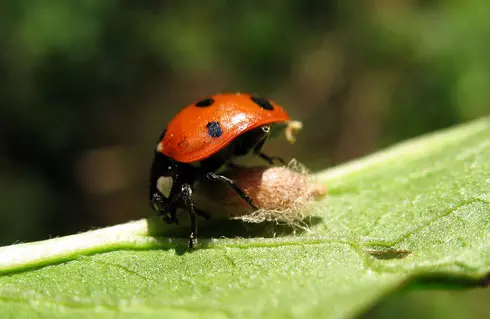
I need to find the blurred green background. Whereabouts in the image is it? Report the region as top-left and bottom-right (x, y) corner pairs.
(0, 0), (489, 317)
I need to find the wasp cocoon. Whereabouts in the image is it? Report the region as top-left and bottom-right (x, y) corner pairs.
(193, 160), (326, 224)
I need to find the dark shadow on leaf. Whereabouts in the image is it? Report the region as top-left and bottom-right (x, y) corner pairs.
(406, 272), (490, 290)
(357, 271), (490, 319)
(146, 215), (323, 242)
(143, 215), (322, 254)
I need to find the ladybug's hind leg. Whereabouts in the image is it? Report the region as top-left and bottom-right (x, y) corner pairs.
(205, 172), (258, 210)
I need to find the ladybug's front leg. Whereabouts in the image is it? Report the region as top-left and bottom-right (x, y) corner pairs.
(181, 183), (197, 249)
(151, 192), (180, 225)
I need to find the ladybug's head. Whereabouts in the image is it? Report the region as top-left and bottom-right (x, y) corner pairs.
(154, 154), (196, 201)
(148, 152), (174, 213)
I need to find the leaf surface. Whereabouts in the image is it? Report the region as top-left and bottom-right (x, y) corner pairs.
(1, 117), (489, 319)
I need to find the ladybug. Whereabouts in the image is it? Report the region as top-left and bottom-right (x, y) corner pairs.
(149, 92), (302, 248)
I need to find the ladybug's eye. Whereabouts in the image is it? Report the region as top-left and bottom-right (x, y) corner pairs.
(250, 96), (274, 111)
(261, 125), (271, 133)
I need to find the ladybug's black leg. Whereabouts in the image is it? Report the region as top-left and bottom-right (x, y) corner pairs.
(163, 204), (180, 225)
(152, 192), (180, 225)
(181, 183), (197, 249)
(151, 192), (167, 213)
(257, 152), (287, 166)
(205, 172), (258, 210)
(151, 177), (181, 225)
(151, 189), (182, 225)
(253, 138), (287, 166)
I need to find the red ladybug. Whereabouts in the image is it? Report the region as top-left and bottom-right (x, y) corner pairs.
(149, 93), (302, 248)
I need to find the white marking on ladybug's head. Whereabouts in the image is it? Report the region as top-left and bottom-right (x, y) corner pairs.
(157, 176), (173, 198)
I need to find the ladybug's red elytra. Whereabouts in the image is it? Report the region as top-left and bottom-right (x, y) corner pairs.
(149, 92), (302, 248)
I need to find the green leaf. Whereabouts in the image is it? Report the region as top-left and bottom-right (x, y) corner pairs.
(1, 117), (489, 319)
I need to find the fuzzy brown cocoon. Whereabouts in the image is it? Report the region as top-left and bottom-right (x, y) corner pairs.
(193, 161), (327, 224)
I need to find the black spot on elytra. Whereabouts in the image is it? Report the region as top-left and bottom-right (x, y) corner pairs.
(250, 96), (274, 110)
(206, 121), (223, 138)
(195, 98), (215, 107)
